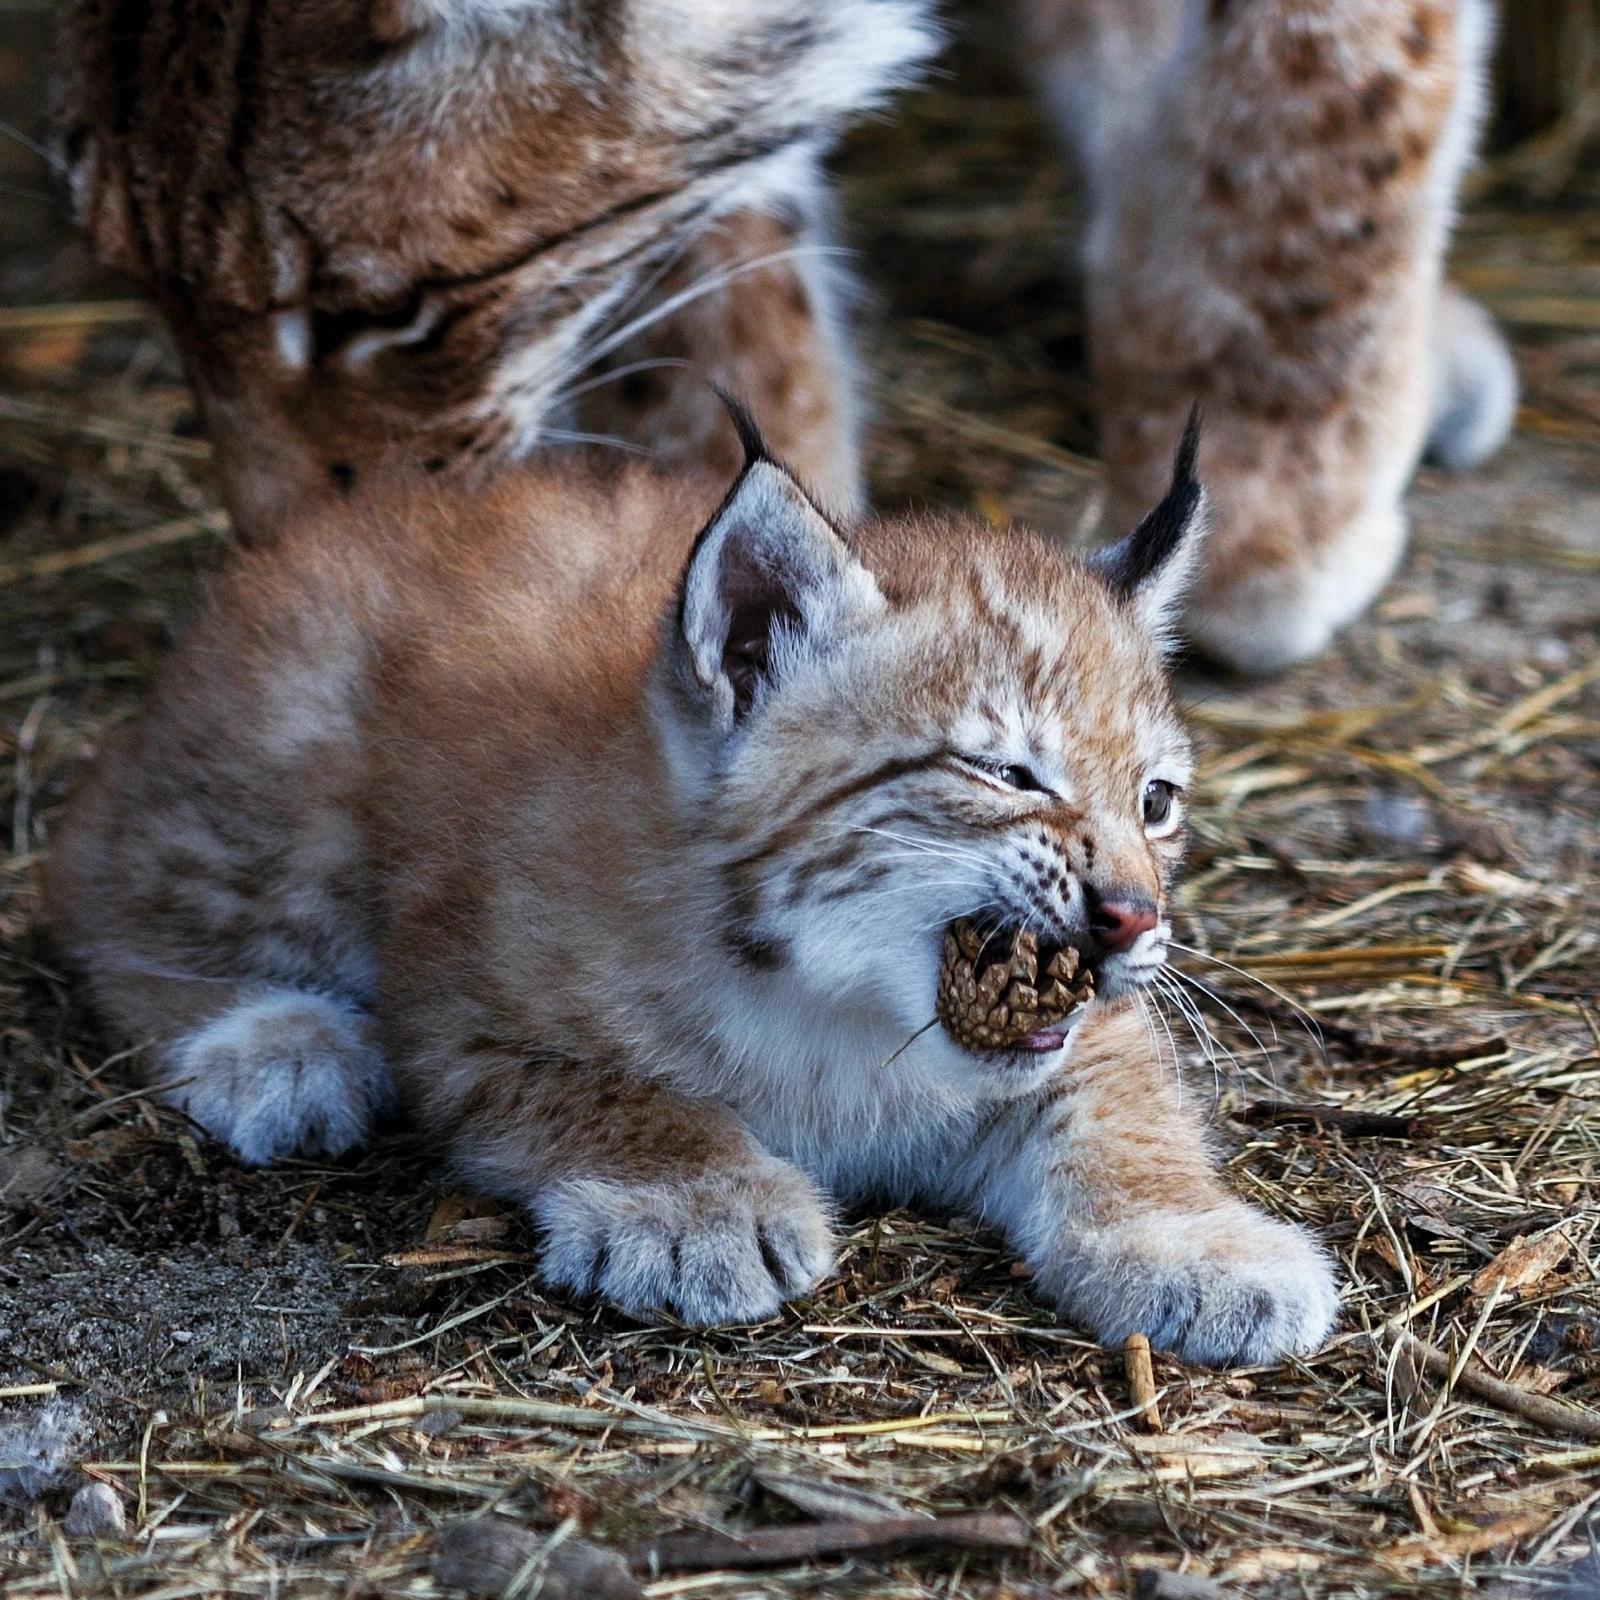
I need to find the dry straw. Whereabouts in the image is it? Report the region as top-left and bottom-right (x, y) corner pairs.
(2, 9), (1598, 1597)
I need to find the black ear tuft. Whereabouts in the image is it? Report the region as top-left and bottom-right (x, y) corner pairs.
(1094, 405), (1203, 599)
(709, 385), (769, 474)
(676, 457), (880, 732)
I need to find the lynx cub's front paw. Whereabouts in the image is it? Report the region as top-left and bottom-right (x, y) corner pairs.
(1047, 1204), (1338, 1368)
(164, 990), (395, 1167)
(533, 1157), (835, 1326)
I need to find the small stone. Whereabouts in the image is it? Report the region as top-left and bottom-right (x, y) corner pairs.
(63, 1481), (127, 1539)
(1134, 1572), (1224, 1600)
(1356, 789), (1430, 851)
(435, 1518), (641, 1599)
(417, 1406), (465, 1438)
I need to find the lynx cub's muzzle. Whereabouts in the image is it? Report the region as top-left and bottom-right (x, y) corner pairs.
(936, 920), (1096, 1055)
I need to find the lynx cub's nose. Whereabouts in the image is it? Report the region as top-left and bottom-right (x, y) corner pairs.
(1087, 895), (1159, 956)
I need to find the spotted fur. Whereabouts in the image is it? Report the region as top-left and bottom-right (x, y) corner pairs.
(47, 443), (1336, 1363)
(1023, 0), (1516, 670)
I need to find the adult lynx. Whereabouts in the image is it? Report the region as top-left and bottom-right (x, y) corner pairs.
(57, 0), (936, 532)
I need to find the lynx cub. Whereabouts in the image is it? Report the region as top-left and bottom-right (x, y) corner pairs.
(48, 427), (1337, 1366)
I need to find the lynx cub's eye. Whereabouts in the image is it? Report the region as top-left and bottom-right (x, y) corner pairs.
(962, 756), (1048, 794)
(1142, 779), (1181, 837)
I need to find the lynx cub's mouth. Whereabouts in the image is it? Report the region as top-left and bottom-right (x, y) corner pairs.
(936, 920), (1095, 1055)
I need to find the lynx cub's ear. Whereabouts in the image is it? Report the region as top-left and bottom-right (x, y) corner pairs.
(679, 460), (881, 731)
(1089, 408), (1208, 646)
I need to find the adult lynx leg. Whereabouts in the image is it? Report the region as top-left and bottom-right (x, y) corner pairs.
(1023, 0), (1514, 671)
(572, 204), (863, 513)
(948, 1005), (1338, 1366)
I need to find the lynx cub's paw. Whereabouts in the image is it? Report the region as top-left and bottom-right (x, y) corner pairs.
(164, 991), (395, 1166)
(534, 1158), (835, 1326)
(1048, 1204), (1338, 1368)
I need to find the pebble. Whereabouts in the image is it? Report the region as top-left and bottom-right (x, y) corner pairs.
(63, 1481), (127, 1539)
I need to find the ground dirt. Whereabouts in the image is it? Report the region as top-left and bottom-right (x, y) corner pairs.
(1, 8), (1598, 1600)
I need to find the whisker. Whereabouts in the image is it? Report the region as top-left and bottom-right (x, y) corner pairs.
(863, 878), (989, 906)
(1157, 969), (1228, 1068)
(1142, 987), (1184, 1110)
(1166, 965), (1278, 1074)
(568, 244), (849, 380)
(550, 355), (696, 407)
(1135, 992), (1180, 1107)
(879, 1017), (940, 1070)
(1154, 971), (1227, 1104)
(578, 232), (699, 354)
(0, 180), (68, 210)
(1168, 940), (1326, 1055)
(1166, 965), (1283, 1099)
(844, 825), (990, 870)
(0, 118), (64, 174)
(538, 428), (658, 456)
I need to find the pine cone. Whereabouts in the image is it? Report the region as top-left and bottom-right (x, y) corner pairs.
(936, 921), (1095, 1051)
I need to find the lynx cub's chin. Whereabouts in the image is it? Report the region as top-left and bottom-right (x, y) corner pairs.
(49, 427), (1337, 1363)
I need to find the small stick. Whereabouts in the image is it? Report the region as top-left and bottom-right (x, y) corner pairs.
(1392, 1329), (1600, 1441)
(1125, 1333), (1163, 1432)
(0, 300), (151, 333)
(630, 1511), (1030, 1574)
(1240, 1102), (1420, 1140)
(0, 515), (221, 587)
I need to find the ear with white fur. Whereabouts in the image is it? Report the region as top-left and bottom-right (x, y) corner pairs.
(1089, 408), (1208, 644)
(678, 460), (881, 732)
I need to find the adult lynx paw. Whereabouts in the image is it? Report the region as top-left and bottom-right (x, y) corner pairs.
(1046, 1204), (1338, 1368)
(533, 1158), (835, 1326)
(164, 990), (395, 1166)
(1427, 287), (1518, 473)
